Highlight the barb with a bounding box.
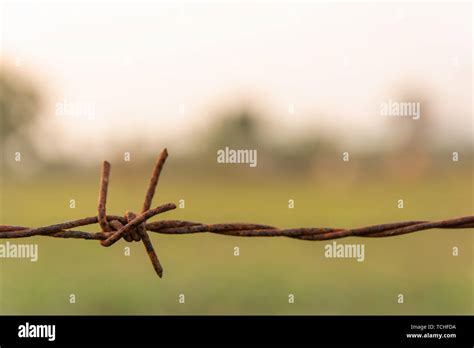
[137,149,169,278]
[1,149,472,278]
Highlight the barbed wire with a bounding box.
[1,148,473,278]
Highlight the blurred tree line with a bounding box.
[0,64,43,166]
[1,65,471,182]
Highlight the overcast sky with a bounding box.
[1,1,472,160]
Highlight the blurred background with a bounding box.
[0,1,472,314]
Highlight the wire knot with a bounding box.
[94,149,172,278]
[106,212,146,242]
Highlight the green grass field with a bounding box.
[1,170,472,314]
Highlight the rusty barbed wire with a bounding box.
[1,148,473,278]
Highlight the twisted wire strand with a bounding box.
[1,149,472,278]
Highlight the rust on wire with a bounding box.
[1,148,473,278]
[98,160,112,232]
